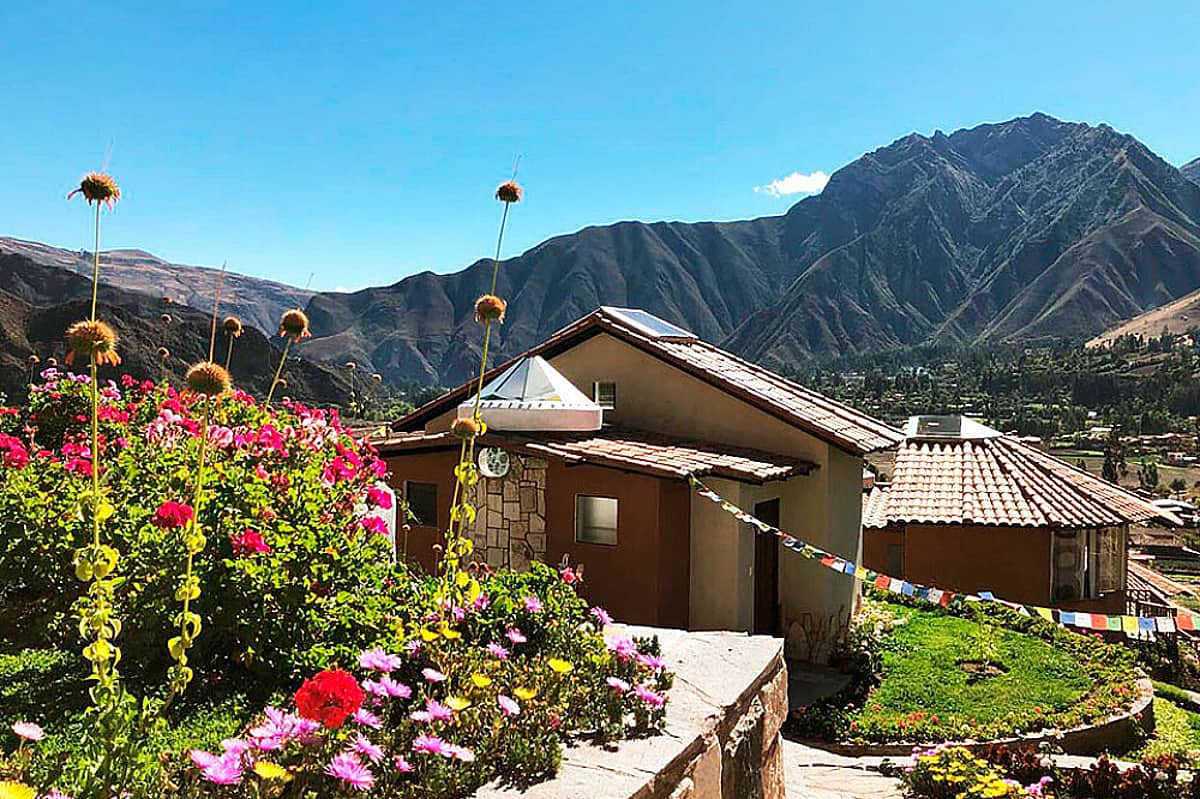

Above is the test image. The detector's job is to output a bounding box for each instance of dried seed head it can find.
[371,373,383,383]
[222,316,243,337]
[67,172,121,209]
[65,320,120,366]
[450,416,482,440]
[26,354,40,366]
[157,346,171,359]
[496,181,523,204]
[160,313,172,325]
[474,294,507,324]
[46,357,58,367]
[278,309,311,342]
[276,378,288,389]
[161,296,173,305]
[344,361,357,371]
[185,361,232,397]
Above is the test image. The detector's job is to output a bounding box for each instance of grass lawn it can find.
[1131,697,1200,760]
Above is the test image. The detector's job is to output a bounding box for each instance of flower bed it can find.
[789,595,1142,748]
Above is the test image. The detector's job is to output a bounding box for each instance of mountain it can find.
[1184,158,1200,186]
[301,113,1200,383]
[0,251,351,405]
[0,238,311,336]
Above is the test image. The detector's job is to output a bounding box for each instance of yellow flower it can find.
[547,658,574,674]
[0,783,36,799]
[438,622,462,640]
[514,686,537,701]
[253,762,291,781]
[446,696,471,711]
[68,172,121,209]
[419,628,440,642]
[471,673,493,688]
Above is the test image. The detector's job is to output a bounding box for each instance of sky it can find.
[1,1,1197,292]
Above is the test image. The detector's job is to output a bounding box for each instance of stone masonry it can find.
[465,452,548,570]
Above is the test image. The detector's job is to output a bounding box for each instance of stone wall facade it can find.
[465,452,548,570]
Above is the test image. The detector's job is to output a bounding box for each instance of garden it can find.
[0,172,672,799]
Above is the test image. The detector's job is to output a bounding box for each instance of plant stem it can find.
[265,339,292,407]
[90,203,101,321]
[90,356,101,548]
[224,335,235,371]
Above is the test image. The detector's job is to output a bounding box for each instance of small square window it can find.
[593,381,617,410]
[405,481,438,527]
[576,495,618,545]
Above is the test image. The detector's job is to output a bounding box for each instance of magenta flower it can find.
[634,684,666,707]
[523,596,543,613]
[230,528,271,557]
[366,485,393,509]
[325,752,374,790]
[449,744,476,762]
[353,708,382,729]
[196,751,244,785]
[498,695,520,716]
[422,667,446,683]
[358,648,403,672]
[248,706,317,749]
[487,643,510,660]
[606,634,637,662]
[151,500,193,530]
[606,677,631,693]
[11,721,44,741]
[394,755,414,773]
[405,640,422,657]
[411,698,454,723]
[350,733,385,764]
[590,606,613,626]
[506,627,527,644]
[637,653,667,671]
[359,515,389,535]
[412,734,455,758]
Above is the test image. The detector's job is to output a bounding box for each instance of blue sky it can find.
[1,1,1196,291]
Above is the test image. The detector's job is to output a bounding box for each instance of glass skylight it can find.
[601,307,697,340]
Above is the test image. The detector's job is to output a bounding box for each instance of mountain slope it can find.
[0,252,350,405]
[0,238,312,335]
[1184,158,1200,186]
[304,113,1200,383]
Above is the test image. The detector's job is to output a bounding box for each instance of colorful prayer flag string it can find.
[687,474,1193,637]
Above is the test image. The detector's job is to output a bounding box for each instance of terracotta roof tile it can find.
[394,308,903,455]
[863,434,1175,529]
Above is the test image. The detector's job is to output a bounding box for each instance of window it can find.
[593,381,617,410]
[405,481,438,527]
[1052,528,1123,601]
[886,543,904,577]
[575,495,618,545]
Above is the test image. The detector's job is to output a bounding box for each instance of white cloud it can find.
[754,170,830,198]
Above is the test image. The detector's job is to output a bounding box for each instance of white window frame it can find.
[593,381,617,410]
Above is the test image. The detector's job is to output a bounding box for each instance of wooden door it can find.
[753,499,781,635]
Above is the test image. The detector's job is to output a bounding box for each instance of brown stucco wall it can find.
[383,448,460,575]
[862,524,1127,614]
[544,461,691,629]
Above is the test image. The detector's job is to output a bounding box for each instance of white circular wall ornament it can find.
[478,447,511,479]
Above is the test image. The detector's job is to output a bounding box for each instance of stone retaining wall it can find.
[809,677,1155,758]
[475,628,787,799]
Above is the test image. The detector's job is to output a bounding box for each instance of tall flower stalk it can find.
[66,172,124,704]
[440,180,521,593]
[267,309,311,406]
[222,316,243,370]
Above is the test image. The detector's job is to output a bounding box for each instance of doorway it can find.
[753,498,781,635]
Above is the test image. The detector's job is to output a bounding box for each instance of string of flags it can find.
[687,475,1196,637]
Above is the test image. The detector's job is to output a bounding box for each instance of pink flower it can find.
[349,733,385,763]
[498,695,520,716]
[230,528,270,557]
[248,706,318,749]
[412,734,454,758]
[11,721,44,741]
[151,502,194,530]
[634,684,665,707]
[523,596,543,613]
[606,677,630,693]
[366,486,393,509]
[637,653,667,671]
[194,750,244,785]
[590,606,613,626]
[353,708,382,729]
[449,744,475,762]
[606,634,637,662]
[422,667,446,683]
[411,698,454,723]
[325,752,374,790]
[394,755,414,773]
[487,643,510,660]
[358,648,403,672]
[359,515,388,535]
[506,627,527,645]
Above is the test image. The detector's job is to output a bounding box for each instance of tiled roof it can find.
[394,308,903,455]
[374,427,814,484]
[1128,560,1196,600]
[861,434,1177,529]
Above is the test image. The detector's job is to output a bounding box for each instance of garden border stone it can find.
[474,628,788,799]
[802,677,1155,758]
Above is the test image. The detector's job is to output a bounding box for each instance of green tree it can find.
[1102,429,1125,484]
[1137,457,1159,491]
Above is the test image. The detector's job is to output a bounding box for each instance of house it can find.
[862,415,1178,615]
[377,306,903,660]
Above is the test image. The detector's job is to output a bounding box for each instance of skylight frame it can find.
[601,307,698,341]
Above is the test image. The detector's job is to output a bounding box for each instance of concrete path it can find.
[783,739,903,799]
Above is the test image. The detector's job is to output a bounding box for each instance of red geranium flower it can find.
[152,501,194,530]
[294,668,364,729]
